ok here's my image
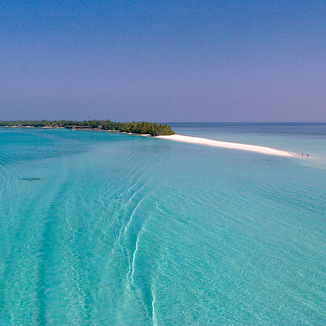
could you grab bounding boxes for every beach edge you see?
[155,134,297,157]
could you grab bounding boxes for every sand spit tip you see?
[155,134,297,157]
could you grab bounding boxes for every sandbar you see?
[156,134,296,157]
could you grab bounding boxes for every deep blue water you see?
[1,124,326,325]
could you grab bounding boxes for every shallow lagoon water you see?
[1,124,326,325]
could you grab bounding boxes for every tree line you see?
[0,120,175,136]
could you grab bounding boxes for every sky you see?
[0,0,326,122]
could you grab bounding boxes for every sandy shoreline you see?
[2,126,296,157]
[156,134,296,157]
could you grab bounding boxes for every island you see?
[0,120,298,157]
[0,120,175,136]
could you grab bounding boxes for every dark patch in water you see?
[22,177,41,182]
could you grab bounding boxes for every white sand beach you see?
[156,134,296,157]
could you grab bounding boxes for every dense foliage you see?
[0,120,175,136]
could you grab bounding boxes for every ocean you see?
[0,123,326,325]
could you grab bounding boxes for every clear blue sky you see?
[1,0,326,122]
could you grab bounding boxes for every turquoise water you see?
[0,124,326,325]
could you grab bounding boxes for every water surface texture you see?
[1,124,326,325]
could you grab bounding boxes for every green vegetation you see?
[0,120,175,136]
